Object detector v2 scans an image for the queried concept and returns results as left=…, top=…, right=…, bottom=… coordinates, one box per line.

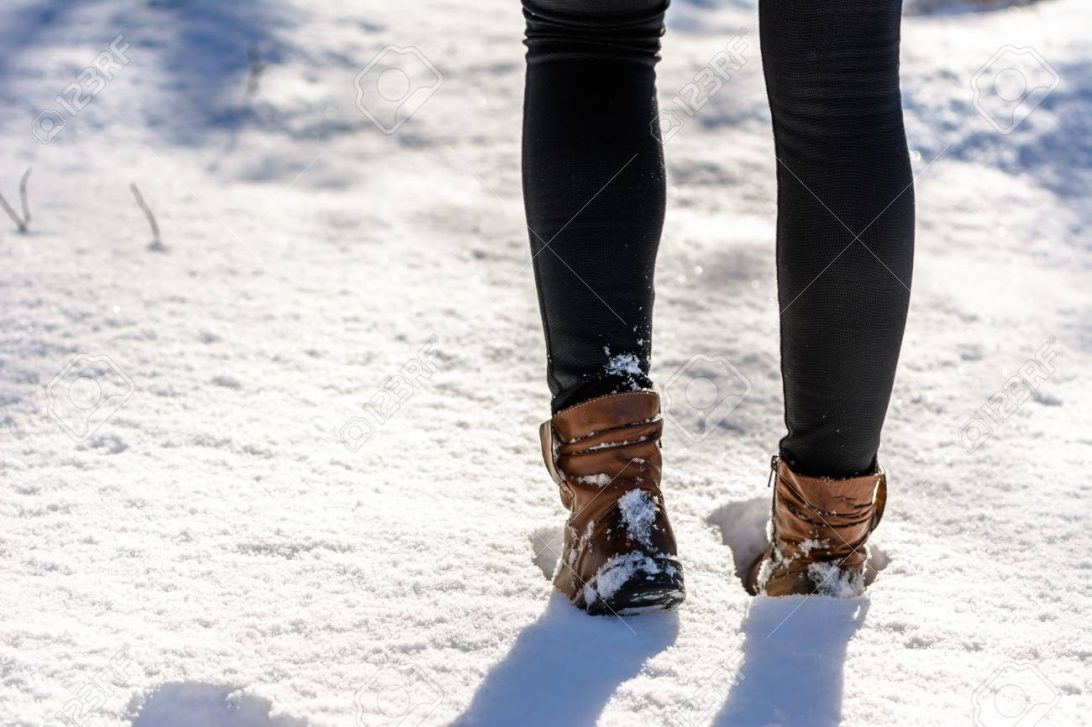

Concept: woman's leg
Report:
left=524, top=0, right=685, bottom=615
left=761, top=0, right=914, bottom=478
left=749, top=0, right=911, bottom=596
left=522, top=0, right=669, bottom=413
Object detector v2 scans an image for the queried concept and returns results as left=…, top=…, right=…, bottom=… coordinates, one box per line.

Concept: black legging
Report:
left=522, top=0, right=913, bottom=478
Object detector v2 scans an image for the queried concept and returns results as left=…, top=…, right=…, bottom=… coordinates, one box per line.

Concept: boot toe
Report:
left=581, top=553, right=685, bottom=615
left=748, top=551, right=867, bottom=598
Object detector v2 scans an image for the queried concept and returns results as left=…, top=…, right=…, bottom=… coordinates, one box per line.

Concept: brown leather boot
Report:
left=746, top=456, right=887, bottom=598
left=540, top=390, right=685, bottom=614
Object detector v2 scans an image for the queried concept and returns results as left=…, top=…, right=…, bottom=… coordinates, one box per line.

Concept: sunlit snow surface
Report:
left=1, top=0, right=1089, bottom=725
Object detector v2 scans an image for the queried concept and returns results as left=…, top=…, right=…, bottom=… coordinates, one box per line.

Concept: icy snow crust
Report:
left=1, top=0, right=1090, bottom=724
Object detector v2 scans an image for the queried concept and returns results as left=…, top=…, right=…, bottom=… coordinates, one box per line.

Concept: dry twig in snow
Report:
left=0, top=168, right=31, bottom=233
left=19, top=168, right=31, bottom=225
left=130, top=183, right=164, bottom=251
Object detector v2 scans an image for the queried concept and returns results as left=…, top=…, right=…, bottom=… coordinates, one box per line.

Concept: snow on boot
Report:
left=747, top=456, right=887, bottom=598
left=540, top=391, right=685, bottom=615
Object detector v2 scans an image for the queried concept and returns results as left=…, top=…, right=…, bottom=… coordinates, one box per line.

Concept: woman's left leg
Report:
left=524, top=0, right=686, bottom=614
left=749, top=0, right=913, bottom=597
left=523, top=0, right=668, bottom=414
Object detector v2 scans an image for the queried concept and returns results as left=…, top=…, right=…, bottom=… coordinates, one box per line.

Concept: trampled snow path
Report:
left=1, top=0, right=1089, bottom=725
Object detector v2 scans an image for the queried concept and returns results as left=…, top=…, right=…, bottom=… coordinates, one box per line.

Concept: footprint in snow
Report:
left=706, top=497, right=890, bottom=591
left=529, top=526, right=563, bottom=580
left=129, top=681, right=308, bottom=727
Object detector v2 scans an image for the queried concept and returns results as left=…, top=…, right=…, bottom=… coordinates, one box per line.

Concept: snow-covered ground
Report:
left=1, top=0, right=1089, bottom=725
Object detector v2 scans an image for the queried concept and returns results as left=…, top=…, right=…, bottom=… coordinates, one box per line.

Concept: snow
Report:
left=1, top=0, right=1090, bottom=725
left=586, top=437, right=652, bottom=452
left=584, top=552, right=662, bottom=605
left=574, top=473, right=612, bottom=487
left=807, top=562, right=867, bottom=600
left=617, top=489, right=658, bottom=549
left=603, top=349, right=644, bottom=390
left=130, top=683, right=308, bottom=727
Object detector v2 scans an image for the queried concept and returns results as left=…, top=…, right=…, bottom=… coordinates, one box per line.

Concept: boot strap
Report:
left=771, top=460, right=889, bottom=542
left=539, top=420, right=563, bottom=485
left=871, top=470, right=887, bottom=533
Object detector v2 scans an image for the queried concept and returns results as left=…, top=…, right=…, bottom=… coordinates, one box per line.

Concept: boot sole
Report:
left=744, top=549, right=766, bottom=596
left=583, top=558, right=686, bottom=616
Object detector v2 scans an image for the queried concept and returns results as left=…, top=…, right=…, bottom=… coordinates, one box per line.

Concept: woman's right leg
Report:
left=522, top=0, right=669, bottom=413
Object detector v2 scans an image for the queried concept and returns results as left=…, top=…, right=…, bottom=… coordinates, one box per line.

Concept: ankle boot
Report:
left=747, top=456, right=886, bottom=598
left=540, top=391, right=685, bottom=614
